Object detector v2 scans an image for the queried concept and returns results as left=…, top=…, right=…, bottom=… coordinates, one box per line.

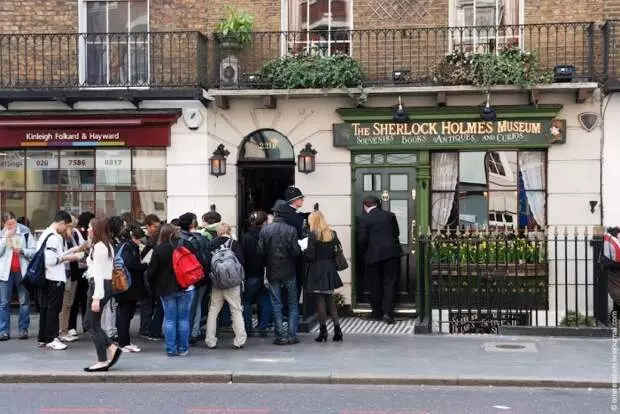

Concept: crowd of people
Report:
left=0, top=186, right=366, bottom=373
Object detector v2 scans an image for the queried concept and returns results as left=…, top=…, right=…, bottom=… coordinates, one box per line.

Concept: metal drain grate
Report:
left=311, top=317, right=416, bottom=335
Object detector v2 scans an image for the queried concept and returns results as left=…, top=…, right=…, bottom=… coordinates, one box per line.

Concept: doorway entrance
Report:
left=237, top=129, right=296, bottom=234
left=353, top=153, right=418, bottom=310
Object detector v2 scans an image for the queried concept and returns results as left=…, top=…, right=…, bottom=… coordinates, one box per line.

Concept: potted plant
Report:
left=216, top=6, right=255, bottom=50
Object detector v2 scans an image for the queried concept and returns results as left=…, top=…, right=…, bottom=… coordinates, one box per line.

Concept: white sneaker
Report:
left=121, top=344, right=141, bottom=353
left=46, top=338, right=68, bottom=351
left=59, top=334, right=79, bottom=343
left=68, top=329, right=79, bottom=337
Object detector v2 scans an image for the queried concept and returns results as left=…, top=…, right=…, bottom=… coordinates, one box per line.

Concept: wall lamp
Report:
left=297, top=143, right=317, bottom=174
left=209, top=144, right=229, bottom=177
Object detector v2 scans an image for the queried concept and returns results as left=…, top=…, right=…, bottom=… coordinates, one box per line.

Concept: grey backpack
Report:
left=209, top=239, right=245, bottom=290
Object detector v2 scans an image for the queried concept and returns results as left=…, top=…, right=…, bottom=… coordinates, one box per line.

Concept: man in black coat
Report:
left=257, top=200, right=302, bottom=345
left=357, top=196, right=402, bottom=325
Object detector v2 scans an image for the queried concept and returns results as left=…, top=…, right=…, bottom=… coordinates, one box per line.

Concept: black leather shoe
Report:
left=273, top=338, right=288, bottom=346
left=382, top=315, right=395, bottom=325
left=315, top=325, right=328, bottom=342
left=333, top=325, right=343, bottom=342
left=287, top=337, right=300, bottom=345
left=84, top=364, right=109, bottom=373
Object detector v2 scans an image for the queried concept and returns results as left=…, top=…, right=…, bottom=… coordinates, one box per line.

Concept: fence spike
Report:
left=584, top=226, right=589, bottom=237
left=573, top=226, right=578, bottom=237
left=563, top=226, right=568, bottom=237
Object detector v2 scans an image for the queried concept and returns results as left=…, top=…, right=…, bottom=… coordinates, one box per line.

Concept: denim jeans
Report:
left=160, top=289, right=195, bottom=356
left=189, top=284, right=208, bottom=337
left=268, top=278, right=298, bottom=340
left=0, top=272, right=30, bottom=335
left=244, top=277, right=272, bottom=331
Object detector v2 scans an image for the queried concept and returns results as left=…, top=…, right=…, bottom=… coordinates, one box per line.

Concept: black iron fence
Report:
left=211, top=23, right=600, bottom=88
left=0, top=31, right=208, bottom=89
left=417, top=227, right=607, bottom=334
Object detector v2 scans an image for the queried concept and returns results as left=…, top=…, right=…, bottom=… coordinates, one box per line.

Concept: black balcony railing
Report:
left=416, top=227, right=607, bottom=334
left=211, top=23, right=600, bottom=89
left=0, top=31, right=208, bottom=89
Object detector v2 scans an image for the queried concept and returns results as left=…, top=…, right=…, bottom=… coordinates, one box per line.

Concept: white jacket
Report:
left=0, top=225, right=37, bottom=281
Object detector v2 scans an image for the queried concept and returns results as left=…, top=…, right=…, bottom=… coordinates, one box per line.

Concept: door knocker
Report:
left=381, top=190, right=390, bottom=202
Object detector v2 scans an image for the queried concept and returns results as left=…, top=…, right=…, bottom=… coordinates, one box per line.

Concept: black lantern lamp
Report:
left=209, top=144, right=229, bottom=177
left=393, top=96, right=410, bottom=123
left=297, top=143, right=317, bottom=175
left=481, top=92, right=497, bottom=121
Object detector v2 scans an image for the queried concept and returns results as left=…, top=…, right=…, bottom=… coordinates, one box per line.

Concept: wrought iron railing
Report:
left=602, top=20, right=620, bottom=87
left=211, top=23, right=599, bottom=89
left=416, top=227, right=606, bottom=334
left=0, top=31, right=208, bottom=89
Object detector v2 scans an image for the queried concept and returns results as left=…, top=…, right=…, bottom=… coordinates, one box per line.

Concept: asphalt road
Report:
left=0, top=384, right=609, bottom=414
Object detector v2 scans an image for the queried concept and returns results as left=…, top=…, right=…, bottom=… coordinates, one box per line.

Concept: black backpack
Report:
left=21, top=233, right=54, bottom=292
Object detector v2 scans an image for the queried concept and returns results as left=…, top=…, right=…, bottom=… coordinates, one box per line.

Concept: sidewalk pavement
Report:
left=0, top=315, right=612, bottom=388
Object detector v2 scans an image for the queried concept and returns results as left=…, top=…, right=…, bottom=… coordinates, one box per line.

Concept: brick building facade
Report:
left=0, top=0, right=617, bottom=329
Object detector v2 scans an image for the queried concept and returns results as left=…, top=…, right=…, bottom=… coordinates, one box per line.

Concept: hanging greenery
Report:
left=258, top=52, right=365, bottom=89
left=431, top=46, right=553, bottom=89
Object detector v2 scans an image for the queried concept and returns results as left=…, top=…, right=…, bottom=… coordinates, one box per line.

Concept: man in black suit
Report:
left=357, top=196, right=401, bottom=325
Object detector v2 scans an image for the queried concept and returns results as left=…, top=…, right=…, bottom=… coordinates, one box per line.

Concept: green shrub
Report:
left=258, top=53, right=364, bottom=89
left=432, top=46, right=553, bottom=88
left=560, top=311, right=597, bottom=327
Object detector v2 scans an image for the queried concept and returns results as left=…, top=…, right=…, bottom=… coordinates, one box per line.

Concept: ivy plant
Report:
left=258, top=52, right=365, bottom=89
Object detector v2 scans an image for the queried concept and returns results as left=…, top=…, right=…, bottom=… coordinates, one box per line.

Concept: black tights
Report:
left=315, top=294, right=339, bottom=327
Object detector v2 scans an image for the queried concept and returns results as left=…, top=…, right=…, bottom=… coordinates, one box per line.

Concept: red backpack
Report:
left=172, top=240, right=205, bottom=289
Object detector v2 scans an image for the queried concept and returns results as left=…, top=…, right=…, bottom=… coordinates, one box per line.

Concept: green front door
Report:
left=354, top=167, right=417, bottom=308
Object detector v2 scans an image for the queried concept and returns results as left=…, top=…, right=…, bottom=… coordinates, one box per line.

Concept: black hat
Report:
left=285, top=186, right=304, bottom=203
left=271, top=199, right=288, bottom=214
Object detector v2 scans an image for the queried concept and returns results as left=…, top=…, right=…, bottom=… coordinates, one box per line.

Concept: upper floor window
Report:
left=283, top=0, right=353, bottom=56
left=450, top=0, right=523, bottom=53
left=80, top=0, right=149, bottom=86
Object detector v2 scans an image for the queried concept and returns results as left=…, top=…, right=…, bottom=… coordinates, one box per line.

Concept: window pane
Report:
left=86, top=1, right=107, bottom=32
left=130, top=0, right=148, bottom=32
left=86, top=42, right=107, bottom=85
left=521, top=190, right=546, bottom=229
left=389, top=199, right=408, bottom=245
left=133, top=191, right=166, bottom=224
left=95, top=191, right=131, bottom=217
left=372, top=154, right=384, bottom=164
left=363, top=174, right=372, bottom=191
left=26, top=150, right=59, bottom=190
left=518, top=151, right=546, bottom=190
left=1, top=191, right=25, bottom=222
left=387, top=153, right=417, bottom=164
left=390, top=174, right=408, bottom=191
left=488, top=191, right=518, bottom=231
left=459, top=152, right=486, bottom=191
left=108, top=1, right=129, bottom=32
left=0, top=151, right=25, bottom=190
left=130, top=41, right=149, bottom=84
left=487, top=151, right=517, bottom=190
left=27, top=192, right=58, bottom=233
left=354, top=154, right=371, bottom=164
left=96, top=149, right=131, bottom=190
left=240, top=130, right=295, bottom=160
left=133, top=149, right=166, bottom=190
left=432, top=192, right=458, bottom=229
left=432, top=153, right=459, bottom=191
left=60, top=150, right=95, bottom=190
left=459, top=191, right=487, bottom=229
left=60, top=192, right=95, bottom=217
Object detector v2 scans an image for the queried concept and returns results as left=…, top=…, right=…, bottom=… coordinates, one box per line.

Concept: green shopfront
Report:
left=334, top=106, right=566, bottom=316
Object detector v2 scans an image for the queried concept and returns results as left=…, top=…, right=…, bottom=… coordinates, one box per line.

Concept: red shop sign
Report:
left=0, top=111, right=181, bottom=149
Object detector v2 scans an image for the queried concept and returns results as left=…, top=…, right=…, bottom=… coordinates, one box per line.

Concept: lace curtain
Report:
left=431, top=153, right=459, bottom=229
left=518, top=151, right=545, bottom=227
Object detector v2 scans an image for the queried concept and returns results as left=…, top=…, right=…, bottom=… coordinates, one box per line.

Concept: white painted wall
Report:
left=603, top=93, right=620, bottom=227
left=139, top=100, right=209, bottom=221
left=540, top=90, right=603, bottom=227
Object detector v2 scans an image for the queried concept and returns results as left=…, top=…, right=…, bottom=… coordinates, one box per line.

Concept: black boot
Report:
left=315, top=324, right=328, bottom=342
left=333, top=325, right=343, bottom=342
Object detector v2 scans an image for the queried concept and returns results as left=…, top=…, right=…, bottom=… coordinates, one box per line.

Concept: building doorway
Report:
left=352, top=153, right=418, bottom=311
left=237, top=129, right=296, bottom=234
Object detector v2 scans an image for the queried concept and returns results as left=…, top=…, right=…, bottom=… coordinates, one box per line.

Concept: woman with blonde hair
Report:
left=305, top=210, right=343, bottom=342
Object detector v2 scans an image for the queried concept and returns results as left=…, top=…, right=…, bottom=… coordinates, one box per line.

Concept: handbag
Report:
left=333, top=238, right=348, bottom=272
